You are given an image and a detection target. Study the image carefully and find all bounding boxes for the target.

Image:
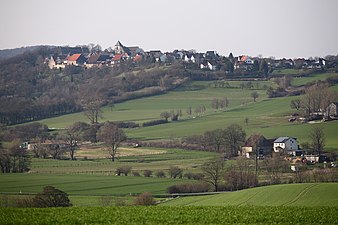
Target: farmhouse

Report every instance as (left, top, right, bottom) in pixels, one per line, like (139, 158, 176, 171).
(273, 136, 299, 155)
(241, 134, 273, 158)
(67, 54, 86, 66)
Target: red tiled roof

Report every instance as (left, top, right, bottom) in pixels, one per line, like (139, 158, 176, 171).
(240, 55, 248, 62)
(112, 54, 123, 61)
(67, 54, 82, 61)
(133, 54, 142, 62)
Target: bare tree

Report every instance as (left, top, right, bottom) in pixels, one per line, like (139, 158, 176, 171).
(224, 124, 246, 158)
(251, 91, 259, 102)
(186, 107, 192, 118)
(309, 126, 325, 157)
(211, 98, 219, 111)
(202, 157, 224, 192)
(81, 98, 103, 124)
(97, 122, 126, 162)
(61, 124, 81, 160)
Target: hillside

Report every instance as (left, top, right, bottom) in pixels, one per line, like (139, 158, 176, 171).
(162, 183, 338, 206)
(35, 74, 338, 152)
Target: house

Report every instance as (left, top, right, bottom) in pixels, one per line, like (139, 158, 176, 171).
(47, 56, 66, 69)
(326, 102, 338, 119)
(239, 55, 254, 64)
(111, 53, 128, 65)
(67, 54, 86, 66)
(133, 54, 143, 63)
(241, 134, 273, 158)
(127, 46, 144, 57)
(184, 54, 196, 63)
(85, 54, 111, 68)
(273, 136, 299, 155)
(114, 41, 131, 55)
(200, 61, 217, 71)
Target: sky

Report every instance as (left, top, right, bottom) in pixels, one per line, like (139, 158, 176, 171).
(0, 0, 337, 58)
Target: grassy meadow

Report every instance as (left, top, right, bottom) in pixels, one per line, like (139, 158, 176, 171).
(32, 73, 338, 152)
(162, 183, 338, 206)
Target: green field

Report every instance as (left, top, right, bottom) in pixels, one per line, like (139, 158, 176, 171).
(1, 206, 337, 225)
(30, 73, 338, 151)
(28, 147, 216, 173)
(163, 183, 338, 206)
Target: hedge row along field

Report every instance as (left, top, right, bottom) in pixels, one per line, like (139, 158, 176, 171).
(1, 206, 337, 225)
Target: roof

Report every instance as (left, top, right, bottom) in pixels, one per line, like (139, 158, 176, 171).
(133, 54, 142, 62)
(67, 54, 82, 61)
(112, 54, 123, 61)
(87, 54, 101, 64)
(243, 134, 270, 147)
(274, 136, 296, 143)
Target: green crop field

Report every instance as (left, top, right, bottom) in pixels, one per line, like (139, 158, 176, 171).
(28, 147, 217, 173)
(0, 173, 186, 196)
(1, 206, 337, 225)
(162, 183, 338, 207)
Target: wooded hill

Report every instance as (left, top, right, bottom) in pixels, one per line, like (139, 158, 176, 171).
(0, 46, 221, 125)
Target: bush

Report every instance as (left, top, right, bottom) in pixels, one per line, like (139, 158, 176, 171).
(115, 166, 132, 176)
(143, 170, 152, 177)
(167, 182, 210, 194)
(134, 192, 155, 206)
(155, 170, 166, 178)
(142, 119, 168, 127)
(32, 186, 72, 207)
(184, 172, 204, 180)
(132, 171, 141, 177)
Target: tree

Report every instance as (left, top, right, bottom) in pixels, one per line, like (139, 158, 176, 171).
(300, 83, 336, 116)
(81, 98, 103, 124)
(259, 60, 269, 76)
(219, 97, 229, 110)
(186, 107, 192, 118)
(290, 99, 301, 110)
(251, 91, 259, 102)
(0, 140, 30, 173)
(61, 123, 81, 160)
(168, 166, 183, 178)
(204, 129, 226, 153)
(224, 157, 257, 190)
(211, 98, 219, 111)
(96, 122, 126, 162)
(32, 186, 72, 207)
(202, 158, 224, 192)
(309, 126, 325, 157)
(224, 124, 246, 158)
(253, 60, 259, 71)
(160, 111, 171, 122)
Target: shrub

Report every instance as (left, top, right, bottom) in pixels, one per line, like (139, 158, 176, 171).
(134, 192, 155, 206)
(132, 171, 141, 177)
(142, 119, 168, 127)
(155, 170, 166, 178)
(167, 182, 209, 194)
(184, 172, 204, 180)
(115, 166, 132, 176)
(169, 166, 183, 178)
(143, 170, 152, 177)
(32, 186, 72, 207)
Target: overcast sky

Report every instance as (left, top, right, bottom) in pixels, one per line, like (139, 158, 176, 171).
(0, 0, 337, 58)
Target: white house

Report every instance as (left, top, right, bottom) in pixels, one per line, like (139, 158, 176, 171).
(200, 61, 216, 71)
(184, 54, 196, 63)
(273, 137, 299, 155)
